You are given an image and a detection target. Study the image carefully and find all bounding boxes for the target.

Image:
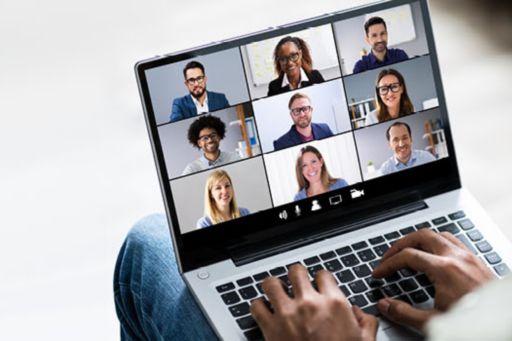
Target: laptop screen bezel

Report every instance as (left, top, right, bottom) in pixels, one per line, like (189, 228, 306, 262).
(135, 0, 461, 272)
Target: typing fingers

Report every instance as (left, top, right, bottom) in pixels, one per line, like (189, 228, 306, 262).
(372, 247, 440, 279)
(287, 264, 316, 298)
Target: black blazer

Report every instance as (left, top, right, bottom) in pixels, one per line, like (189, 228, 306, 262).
(267, 69, 325, 96)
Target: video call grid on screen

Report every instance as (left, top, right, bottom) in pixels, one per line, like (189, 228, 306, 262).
(143, 1, 448, 234)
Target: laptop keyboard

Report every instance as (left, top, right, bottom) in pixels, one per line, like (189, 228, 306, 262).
(214, 211, 511, 340)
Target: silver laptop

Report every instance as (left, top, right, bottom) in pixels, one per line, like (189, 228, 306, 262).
(134, 0, 512, 339)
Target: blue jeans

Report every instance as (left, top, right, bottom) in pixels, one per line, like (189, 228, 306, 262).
(113, 213, 218, 340)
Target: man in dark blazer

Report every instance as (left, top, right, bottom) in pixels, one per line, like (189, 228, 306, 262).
(170, 61, 230, 122)
(273, 93, 333, 151)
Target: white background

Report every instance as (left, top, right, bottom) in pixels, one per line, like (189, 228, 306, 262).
(1, 0, 511, 339)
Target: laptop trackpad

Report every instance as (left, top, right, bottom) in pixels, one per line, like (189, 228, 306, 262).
(377, 318, 424, 340)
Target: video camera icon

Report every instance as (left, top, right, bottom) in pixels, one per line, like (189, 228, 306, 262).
(350, 189, 365, 199)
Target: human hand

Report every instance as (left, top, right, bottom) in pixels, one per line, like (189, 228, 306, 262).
(372, 229, 494, 330)
(251, 264, 378, 341)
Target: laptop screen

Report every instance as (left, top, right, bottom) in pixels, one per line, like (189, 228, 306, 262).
(136, 0, 459, 270)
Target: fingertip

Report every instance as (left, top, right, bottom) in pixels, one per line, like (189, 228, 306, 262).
(377, 298, 391, 315)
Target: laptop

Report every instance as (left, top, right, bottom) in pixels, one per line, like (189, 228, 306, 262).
(134, 0, 512, 339)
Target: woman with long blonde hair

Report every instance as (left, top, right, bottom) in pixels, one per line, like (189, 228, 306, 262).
(197, 170, 250, 228)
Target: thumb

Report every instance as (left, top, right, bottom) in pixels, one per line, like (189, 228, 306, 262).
(352, 306, 378, 341)
(378, 298, 438, 331)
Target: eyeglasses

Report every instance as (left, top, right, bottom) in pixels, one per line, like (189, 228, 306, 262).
(377, 82, 401, 95)
(290, 105, 312, 116)
(198, 132, 219, 143)
(186, 75, 205, 86)
(278, 51, 301, 64)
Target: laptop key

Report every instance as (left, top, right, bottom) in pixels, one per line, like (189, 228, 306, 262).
(244, 328, 263, 341)
(373, 244, 390, 257)
(349, 294, 369, 307)
(369, 260, 380, 270)
(432, 216, 448, 225)
(339, 285, 351, 297)
(365, 277, 384, 288)
(399, 268, 417, 277)
(415, 273, 431, 286)
(458, 219, 474, 230)
(438, 223, 460, 235)
(476, 240, 493, 253)
(455, 234, 477, 255)
(467, 229, 483, 242)
(353, 264, 372, 278)
(400, 226, 415, 235)
(384, 272, 401, 283)
(253, 272, 270, 282)
(319, 251, 337, 261)
(303, 256, 321, 266)
(398, 278, 419, 292)
(366, 289, 384, 303)
(324, 259, 343, 272)
(362, 304, 380, 316)
(221, 291, 241, 305)
(337, 269, 355, 283)
(382, 283, 401, 297)
(410, 289, 429, 304)
(357, 249, 377, 262)
(415, 222, 431, 229)
(494, 263, 510, 277)
(448, 210, 466, 220)
(255, 282, 264, 294)
(308, 264, 324, 278)
(335, 246, 352, 256)
(278, 274, 291, 286)
(396, 295, 412, 305)
(239, 286, 258, 300)
(485, 252, 502, 265)
(349, 280, 368, 294)
(368, 236, 385, 245)
(384, 231, 400, 240)
(229, 302, 250, 317)
(340, 254, 360, 267)
(269, 266, 286, 276)
(425, 286, 436, 298)
(352, 241, 369, 250)
(216, 282, 235, 293)
(236, 277, 254, 287)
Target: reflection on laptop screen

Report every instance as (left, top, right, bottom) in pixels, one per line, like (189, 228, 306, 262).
(142, 1, 448, 235)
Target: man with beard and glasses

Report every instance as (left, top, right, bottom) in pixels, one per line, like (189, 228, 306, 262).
(182, 115, 241, 175)
(273, 93, 333, 151)
(380, 121, 436, 175)
(170, 61, 230, 122)
(353, 16, 409, 74)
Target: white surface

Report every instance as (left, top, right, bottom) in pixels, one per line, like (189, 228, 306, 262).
(1, 0, 511, 339)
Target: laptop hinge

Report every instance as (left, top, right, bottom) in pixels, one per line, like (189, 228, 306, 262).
(229, 196, 427, 266)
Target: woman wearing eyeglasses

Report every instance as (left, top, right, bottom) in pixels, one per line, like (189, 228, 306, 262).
(293, 145, 348, 201)
(197, 170, 250, 228)
(267, 36, 325, 96)
(365, 68, 414, 126)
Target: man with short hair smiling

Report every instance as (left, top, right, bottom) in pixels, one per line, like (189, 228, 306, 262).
(170, 61, 230, 122)
(353, 16, 409, 73)
(273, 93, 333, 151)
(182, 115, 240, 175)
(380, 121, 436, 175)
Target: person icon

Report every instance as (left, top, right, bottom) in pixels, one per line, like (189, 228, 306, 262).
(353, 17, 409, 74)
(267, 36, 324, 96)
(170, 61, 230, 121)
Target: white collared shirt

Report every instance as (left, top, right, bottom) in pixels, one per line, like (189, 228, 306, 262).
(281, 68, 310, 89)
(191, 93, 209, 114)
